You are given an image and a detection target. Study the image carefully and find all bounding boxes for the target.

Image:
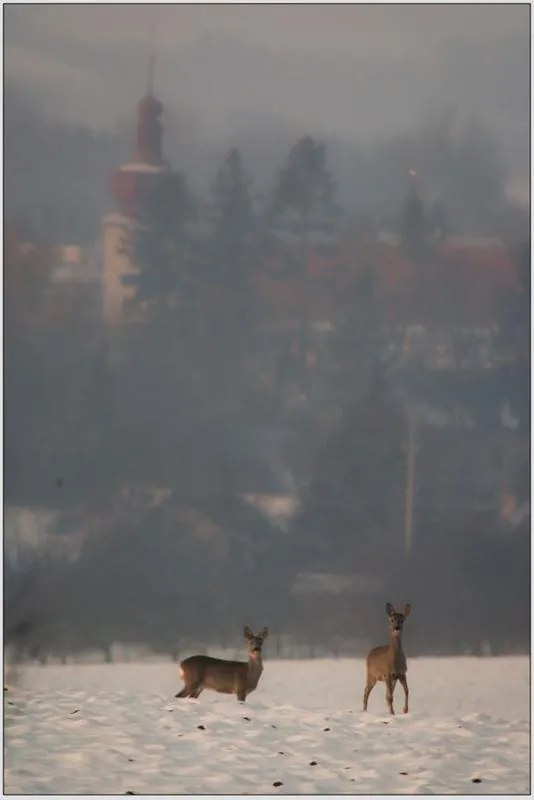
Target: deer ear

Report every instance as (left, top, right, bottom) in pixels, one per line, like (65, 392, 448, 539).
(244, 626, 253, 639)
(403, 604, 411, 618)
(386, 602, 395, 616)
(261, 627, 269, 639)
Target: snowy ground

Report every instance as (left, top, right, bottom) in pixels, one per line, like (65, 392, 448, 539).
(4, 657, 529, 795)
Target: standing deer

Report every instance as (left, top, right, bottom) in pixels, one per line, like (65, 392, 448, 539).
(175, 627, 269, 702)
(363, 602, 411, 715)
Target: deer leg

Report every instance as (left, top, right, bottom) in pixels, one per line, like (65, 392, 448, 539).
(175, 679, 202, 699)
(189, 686, 204, 699)
(385, 677, 396, 715)
(363, 676, 376, 711)
(398, 674, 409, 714)
(236, 679, 248, 703)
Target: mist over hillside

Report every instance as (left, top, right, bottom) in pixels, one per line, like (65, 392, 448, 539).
(5, 4, 529, 662)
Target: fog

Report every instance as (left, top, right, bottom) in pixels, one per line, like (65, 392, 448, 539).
(4, 5, 529, 170)
(4, 5, 529, 663)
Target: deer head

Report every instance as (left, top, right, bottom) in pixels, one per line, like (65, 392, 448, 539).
(386, 603, 411, 638)
(244, 626, 269, 656)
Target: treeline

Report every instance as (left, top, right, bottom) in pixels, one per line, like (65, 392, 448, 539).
(6, 81, 523, 244)
(5, 248, 529, 659)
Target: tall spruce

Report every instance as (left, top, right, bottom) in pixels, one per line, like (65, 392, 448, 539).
(204, 147, 259, 293)
(121, 171, 195, 315)
(272, 136, 336, 384)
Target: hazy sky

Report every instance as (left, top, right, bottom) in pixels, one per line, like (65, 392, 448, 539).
(5, 4, 529, 174)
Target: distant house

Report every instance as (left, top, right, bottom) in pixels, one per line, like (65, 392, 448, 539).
(391, 365, 529, 532)
(6, 229, 101, 328)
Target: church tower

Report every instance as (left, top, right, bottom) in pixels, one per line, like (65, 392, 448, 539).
(101, 53, 170, 326)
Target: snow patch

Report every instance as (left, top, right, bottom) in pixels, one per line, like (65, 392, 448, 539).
(4, 657, 528, 795)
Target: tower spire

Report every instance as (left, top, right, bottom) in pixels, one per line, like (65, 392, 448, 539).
(130, 25, 164, 165)
(147, 25, 156, 95)
(147, 51, 156, 95)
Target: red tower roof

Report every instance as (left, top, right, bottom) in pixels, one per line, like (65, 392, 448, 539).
(138, 92, 163, 117)
(111, 53, 169, 218)
(134, 89, 164, 166)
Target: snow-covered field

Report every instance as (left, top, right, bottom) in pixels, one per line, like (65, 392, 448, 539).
(4, 657, 529, 795)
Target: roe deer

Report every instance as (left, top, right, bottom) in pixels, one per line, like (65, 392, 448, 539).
(363, 602, 411, 715)
(175, 626, 269, 702)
